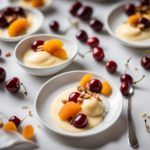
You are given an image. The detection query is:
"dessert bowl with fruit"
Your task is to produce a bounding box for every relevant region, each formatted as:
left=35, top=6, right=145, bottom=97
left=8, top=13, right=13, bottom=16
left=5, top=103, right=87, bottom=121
left=14, top=34, right=78, bottom=76
left=105, top=0, right=150, bottom=48
left=0, top=6, right=43, bottom=42
left=34, top=71, right=123, bottom=137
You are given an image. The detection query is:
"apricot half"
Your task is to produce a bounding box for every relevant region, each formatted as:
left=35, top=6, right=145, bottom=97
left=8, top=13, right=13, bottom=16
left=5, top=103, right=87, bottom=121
left=8, top=18, right=28, bottom=37
left=22, top=125, right=34, bottom=139
left=127, top=15, right=140, bottom=25
left=80, top=74, right=92, bottom=87
left=32, top=0, right=44, bottom=7
left=101, top=81, right=112, bottom=96
left=3, top=121, right=17, bottom=131
left=52, top=49, right=67, bottom=59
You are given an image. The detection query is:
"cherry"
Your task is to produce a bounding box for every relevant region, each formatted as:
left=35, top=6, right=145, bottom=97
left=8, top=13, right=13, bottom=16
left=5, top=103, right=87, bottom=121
left=140, top=0, right=149, bottom=6
left=76, top=6, right=93, bottom=20
left=6, top=77, right=27, bottom=95
left=0, top=14, right=8, bottom=28
left=125, top=4, right=135, bottom=16
left=89, top=19, right=103, bottom=31
left=68, top=92, right=81, bottom=103
left=72, top=113, right=88, bottom=128
left=106, top=61, right=117, bottom=73
left=0, top=67, right=6, bottom=82
left=138, top=18, right=150, bottom=28
left=141, top=50, right=150, bottom=69
left=90, top=79, right=102, bottom=93
left=50, top=21, right=59, bottom=31
left=87, top=37, right=99, bottom=48
left=14, top=7, right=25, bottom=15
left=70, top=1, right=82, bottom=16
left=93, top=47, right=105, bottom=61
left=76, top=30, right=88, bottom=42
left=31, top=40, right=44, bottom=51
left=120, top=82, right=132, bottom=96
left=3, top=7, right=15, bottom=15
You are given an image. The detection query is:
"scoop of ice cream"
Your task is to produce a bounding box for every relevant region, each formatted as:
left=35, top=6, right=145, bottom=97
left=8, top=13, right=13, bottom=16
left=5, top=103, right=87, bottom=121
left=80, top=97, right=104, bottom=117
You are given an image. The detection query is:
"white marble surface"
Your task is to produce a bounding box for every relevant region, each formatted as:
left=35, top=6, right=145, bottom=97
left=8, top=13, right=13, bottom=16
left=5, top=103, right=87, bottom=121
left=0, top=0, right=150, bottom=150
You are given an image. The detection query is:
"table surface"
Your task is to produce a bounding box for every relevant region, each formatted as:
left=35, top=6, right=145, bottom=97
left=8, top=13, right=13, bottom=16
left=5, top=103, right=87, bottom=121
left=0, top=0, right=150, bottom=150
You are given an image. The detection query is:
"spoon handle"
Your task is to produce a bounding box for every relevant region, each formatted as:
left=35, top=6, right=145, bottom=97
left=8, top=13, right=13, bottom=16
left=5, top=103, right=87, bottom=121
left=127, top=98, right=138, bottom=148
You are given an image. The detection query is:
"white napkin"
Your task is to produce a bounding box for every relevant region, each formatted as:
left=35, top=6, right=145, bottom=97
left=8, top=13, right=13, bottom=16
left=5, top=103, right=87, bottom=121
left=0, top=113, right=38, bottom=150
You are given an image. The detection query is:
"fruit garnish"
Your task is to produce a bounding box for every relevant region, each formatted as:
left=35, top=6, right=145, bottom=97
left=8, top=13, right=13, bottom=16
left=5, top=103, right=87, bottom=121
left=70, top=1, right=82, bottom=16
left=8, top=18, right=28, bottom=37
left=140, top=0, right=149, bottom=6
left=3, top=7, right=15, bottom=15
left=0, top=67, right=6, bottom=82
left=87, top=37, right=99, bottom=48
left=32, top=0, right=44, bottom=7
left=52, top=49, right=67, bottom=59
left=90, top=79, right=102, bottom=93
left=101, top=81, right=112, bottom=96
left=0, top=14, right=8, bottom=28
left=58, top=101, right=82, bottom=121
left=68, top=92, right=81, bottom=103
left=125, top=4, right=135, bottom=16
left=76, top=30, right=88, bottom=42
left=127, top=15, right=140, bottom=24
left=89, top=19, right=103, bottom=31
left=144, top=119, right=150, bottom=134
left=22, top=125, right=34, bottom=139
left=50, top=21, right=59, bottom=31
left=106, top=61, right=117, bottom=73
left=3, top=121, right=17, bottom=131
left=14, top=7, right=25, bottom=15
left=141, top=50, right=150, bottom=69
left=138, top=17, right=150, bottom=28
left=31, top=40, right=44, bottom=51
left=80, top=74, right=92, bottom=87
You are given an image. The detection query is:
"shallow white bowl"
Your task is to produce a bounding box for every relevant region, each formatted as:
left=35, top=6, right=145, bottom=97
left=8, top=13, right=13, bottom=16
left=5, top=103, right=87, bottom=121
left=105, top=1, right=150, bottom=48
left=14, top=34, right=78, bottom=76
left=0, top=6, right=44, bottom=42
left=8, top=0, right=54, bottom=12
left=34, top=71, right=123, bottom=137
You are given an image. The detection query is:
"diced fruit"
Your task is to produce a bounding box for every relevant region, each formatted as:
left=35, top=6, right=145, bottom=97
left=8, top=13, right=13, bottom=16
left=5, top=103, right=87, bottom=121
left=58, top=102, right=82, bottom=121
left=80, top=74, right=92, bottom=87
left=90, top=79, right=102, bottom=93
left=22, top=125, right=34, bottom=139
left=43, top=39, right=64, bottom=53
left=52, top=49, right=67, bottom=59
left=8, top=18, right=28, bottom=37
left=127, top=15, right=140, bottom=24
left=3, top=121, right=17, bottom=131
left=101, top=81, right=112, bottom=96
left=32, top=0, right=44, bottom=7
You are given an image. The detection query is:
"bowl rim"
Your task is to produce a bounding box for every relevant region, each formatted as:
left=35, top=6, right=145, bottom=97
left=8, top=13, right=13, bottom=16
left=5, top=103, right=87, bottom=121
left=34, top=70, right=123, bottom=137
left=14, top=34, right=79, bottom=70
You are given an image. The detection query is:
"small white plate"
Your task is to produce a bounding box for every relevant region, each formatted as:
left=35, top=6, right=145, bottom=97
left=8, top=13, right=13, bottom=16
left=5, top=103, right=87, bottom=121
left=0, top=6, right=44, bottom=42
left=8, top=0, right=54, bottom=12
left=105, top=1, right=150, bottom=48
left=34, top=71, right=123, bottom=137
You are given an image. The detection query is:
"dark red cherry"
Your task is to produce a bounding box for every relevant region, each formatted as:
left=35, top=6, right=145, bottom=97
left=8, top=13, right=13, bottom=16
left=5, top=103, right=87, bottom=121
left=120, top=74, right=133, bottom=84
left=106, top=61, right=117, bottom=73
left=50, top=21, right=59, bottom=31
left=76, top=30, right=88, bottom=42
left=68, top=92, right=81, bottom=103
left=93, top=47, right=105, bottom=61
left=3, top=7, right=15, bottom=15
left=141, top=50, right=150, bottom=69
left=125, top=4, right=135, bottom=16
left=0, top=14, right=8, bottom=28
left=87, top=37, right=99, bottom=48
left=138, top=17, right=150, bottom=28
left=14, top=7, right=24, bottom=15
left=0, top=67, right=6, bottom=82
left=9, top=116, right=21, bottom=127
left=140, top=0, right=149, bottom=6
left=31, top=40, right=44, bottom=51
left=90, top=79, right=102, bottom=93
left=72, top=113, right=88, bottom=128
left=70, top=1, right=82, bottom=16
left=76, top=6, right=93, bottom=20
left=89, top=19, right=103, bottom=31
left=120, top=82, right=132, bottom=96
left=6, top=77, right=27, bottom=95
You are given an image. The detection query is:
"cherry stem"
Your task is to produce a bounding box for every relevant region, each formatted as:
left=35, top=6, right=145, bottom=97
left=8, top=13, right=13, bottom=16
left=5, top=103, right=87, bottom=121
left=144, top=119, right=150, bottom=134
left=146, top=50, right=150, bottom=57
left=125, top=57, right=132, bottom=74
left=78, top=50, right=93, bottom=58
left=21, top=111, right=31, bottom=123
left=19, top=83, right=27, bottom=95
left=133, top=75, right=145, bottom=84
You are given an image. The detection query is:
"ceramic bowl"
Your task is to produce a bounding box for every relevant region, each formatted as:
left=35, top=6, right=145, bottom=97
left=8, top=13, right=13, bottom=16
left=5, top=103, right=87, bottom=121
left=14, top=34, right=79, bottom=76
left=34, top=71, right=123, bottom=137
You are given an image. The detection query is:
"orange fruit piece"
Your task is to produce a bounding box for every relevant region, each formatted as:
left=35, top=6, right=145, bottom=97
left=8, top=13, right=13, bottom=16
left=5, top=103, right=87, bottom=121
left=127, top=15, right=140, bottom=25
left=101, top=81, right=112, bottom=96
left=43, top=39, right=64, bottom=54
left=8, top=18, right=28, bottom=37
left=22, top=125, right=34, bottom=139
left=52, top=48, right=67, bottom=59
left=58, top=102, right=82, bottom=121
left=80, top=74, right=92, bottom=87
left=32, top=0, right=44, bottom=7
left=3, top=121, right=17, bottom=131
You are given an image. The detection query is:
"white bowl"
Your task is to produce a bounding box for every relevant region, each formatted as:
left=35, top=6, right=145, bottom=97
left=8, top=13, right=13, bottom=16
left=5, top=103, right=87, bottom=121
left=8, top=0, right=54, bottom=12
left=34, top=71, right=123, bottom=137
left=14, top=34, right=79, bottom=76
left=105, top=1, right=150, bottom=48
left=0, top=6, right=44, bottom=42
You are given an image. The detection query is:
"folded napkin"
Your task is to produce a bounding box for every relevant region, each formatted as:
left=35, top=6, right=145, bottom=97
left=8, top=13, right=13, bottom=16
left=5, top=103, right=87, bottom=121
left=0, top=113, right=38, bottom=150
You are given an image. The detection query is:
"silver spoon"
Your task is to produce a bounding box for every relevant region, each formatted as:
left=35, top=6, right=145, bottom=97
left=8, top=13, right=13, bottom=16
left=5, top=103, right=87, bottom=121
left=123, top=85, right=138, bottom=148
